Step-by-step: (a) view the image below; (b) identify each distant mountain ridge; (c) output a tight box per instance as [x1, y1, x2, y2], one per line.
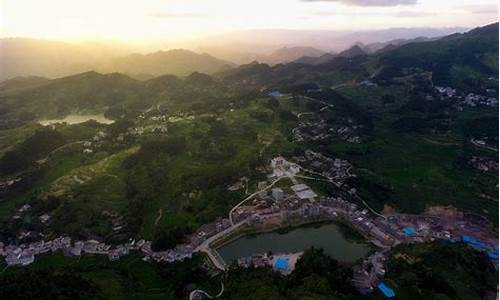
[261, 46, 326, 65]
[0, 38, 109, 81]
[374, 22, 499, 87]
[0, 40, 234, 80]
[198, 26, 467, 60]
[221, 23, 498, 90]
[293, 36, 438, 65]
[0, 26, 470, 80]
[103, 49, 234, 77]
[1, 23, 496, 123]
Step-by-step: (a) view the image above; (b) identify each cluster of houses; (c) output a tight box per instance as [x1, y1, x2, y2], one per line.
[292, 119, 362, 144]
[463, 93, 498, 107]
[237, 252, 301, 275]
[292, 119, 333, 142]
[1, 237, 71, 266]
[0, 235, 195, 267]
[11, 204, 32, 222]
[469, 156, 498, 172]
[125, 111, 199, 137]
[335, 126, 362, 144]
[435, 86, 457, 98]
[128, 125, 168, 136]
[137, 111, 194, 123]
[296, 149, 355, 182]
[82, 131, 113, 155]
[269, 156, 301, 178]
[0, 177, 21, 192]
[102, 210, 128, 233]
[292, 113, 362, 145]
[227, 177, 249, 192]
[353, 250, 390, 294]
[434, 85, 498, 108]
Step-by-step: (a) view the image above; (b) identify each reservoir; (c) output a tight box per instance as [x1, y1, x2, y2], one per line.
[39, 114, 114, 126]
[217, 223, 370, 263]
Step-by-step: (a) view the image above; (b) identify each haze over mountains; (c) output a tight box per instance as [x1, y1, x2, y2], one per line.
[1, 22, 496, 125]
[0, 26, 469, 81]
[0, 39, 233, 81]
[197, 27, 467, 63]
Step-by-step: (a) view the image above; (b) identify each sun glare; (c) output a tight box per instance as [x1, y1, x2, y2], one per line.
[0, 0, 498, 42]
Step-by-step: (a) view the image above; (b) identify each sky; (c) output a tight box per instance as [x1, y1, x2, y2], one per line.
[0, 0, 498, 41]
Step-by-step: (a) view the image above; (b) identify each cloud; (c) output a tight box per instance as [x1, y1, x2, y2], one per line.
[301, 0, 417, 7]
[309, 9, 433, 17]
[147, 12, 207, 18]
[459, 4, 498, 15]
[393, 11, 434, 18]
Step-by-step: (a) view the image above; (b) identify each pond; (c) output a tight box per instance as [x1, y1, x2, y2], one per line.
[39, 114, 114, 126]
[217, 223, 370, 263]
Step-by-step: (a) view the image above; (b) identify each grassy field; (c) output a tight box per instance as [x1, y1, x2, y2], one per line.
[136, 98, 298, 241]
[0, 123, 42, 156]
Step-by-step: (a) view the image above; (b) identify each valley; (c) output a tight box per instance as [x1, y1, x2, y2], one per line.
[0, 22, 498, 300]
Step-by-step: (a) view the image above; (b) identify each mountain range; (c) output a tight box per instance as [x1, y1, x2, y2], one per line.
[221, 23, 499, 91]
[1, 23, 497, 124]
[0, 40, 233, 81]
[1, 26, 471, 81]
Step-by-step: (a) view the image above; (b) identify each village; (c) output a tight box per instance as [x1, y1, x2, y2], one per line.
[434, 84, 498, 109]
[1, 154, 498, 298]
[292, 113, 362, 144]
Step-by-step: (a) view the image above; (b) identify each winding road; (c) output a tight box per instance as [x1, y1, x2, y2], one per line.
[228, 176, 288, 226]
[189, 281, 225, 300]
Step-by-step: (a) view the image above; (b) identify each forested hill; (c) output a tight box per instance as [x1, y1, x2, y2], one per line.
[0, 23, 497, 127]
[220, 23, 499, 91]
[374, 22, 499, 89]
[0, 70, 244, 127]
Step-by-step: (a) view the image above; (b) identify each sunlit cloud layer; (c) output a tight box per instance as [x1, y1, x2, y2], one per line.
[301, 0, 417, 6]
[0, 0, 497, 40]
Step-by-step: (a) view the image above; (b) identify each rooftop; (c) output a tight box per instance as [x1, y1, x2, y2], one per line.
[291, 184, 309, 192]
[402, 227, 416, 236]
[274, 257, 289, 270]
[296, 189, 318, 200]
[377, 282, 395, 298]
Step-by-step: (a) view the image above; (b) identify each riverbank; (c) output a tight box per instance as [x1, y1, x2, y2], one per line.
[215, 219, 371, 265]
[212, 217, 371, 251]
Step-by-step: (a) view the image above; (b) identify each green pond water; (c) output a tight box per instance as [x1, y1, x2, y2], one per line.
[217, 223, 370, 263]
[39, 114, 114, 126]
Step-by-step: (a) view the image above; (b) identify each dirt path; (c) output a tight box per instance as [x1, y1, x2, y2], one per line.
[154, 208, 163, 226]
[422, 137, 459, 146]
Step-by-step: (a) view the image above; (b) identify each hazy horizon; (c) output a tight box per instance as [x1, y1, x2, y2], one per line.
[0, 25, 477, 55]
[1, 0, 497, 43]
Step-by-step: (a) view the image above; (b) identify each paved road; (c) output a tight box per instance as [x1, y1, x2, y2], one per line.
[229, 176, 287, 225]
[301, 95, 335, 108]
[195, 220, 248, 270]
[189, 281, 224, 300]
[471, 140, 499, 152]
